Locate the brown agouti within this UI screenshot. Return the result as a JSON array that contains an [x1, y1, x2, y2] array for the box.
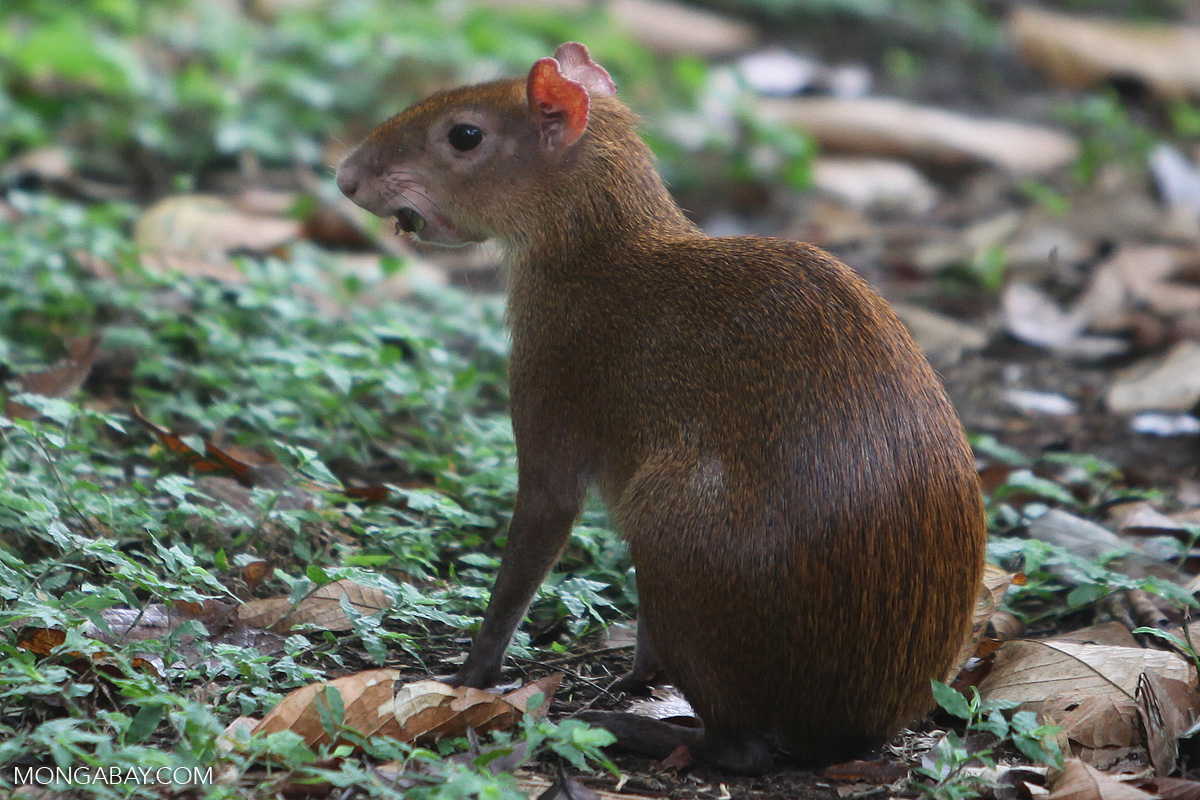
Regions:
[[337, 43, 986, 773]]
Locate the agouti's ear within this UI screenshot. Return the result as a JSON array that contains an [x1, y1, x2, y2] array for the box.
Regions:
[[552, 43, 617, 97], [527, 42, 615, 154]]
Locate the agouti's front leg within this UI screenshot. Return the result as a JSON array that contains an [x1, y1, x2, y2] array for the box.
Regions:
[[450, 454, 589, 688]]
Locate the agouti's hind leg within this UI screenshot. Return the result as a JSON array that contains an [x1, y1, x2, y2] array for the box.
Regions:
[[694, 729, 774, 775], [610, 619, 661, 694], [573, 712, 774, 775]]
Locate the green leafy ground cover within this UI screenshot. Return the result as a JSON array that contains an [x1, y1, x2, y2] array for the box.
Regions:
[[0, 193, 632, 796]]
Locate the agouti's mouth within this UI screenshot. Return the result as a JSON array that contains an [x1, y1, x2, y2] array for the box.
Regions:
[[394, 207, 426, 235]]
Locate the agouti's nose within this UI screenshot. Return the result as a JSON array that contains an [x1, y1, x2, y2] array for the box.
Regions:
[[336, 165, 360, 200]]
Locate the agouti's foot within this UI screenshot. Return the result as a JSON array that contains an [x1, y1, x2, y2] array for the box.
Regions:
[[695, 732, 774, 775], [574, 712, 774, 775], [445, 663, 503, 689], [610, 668, 659, 695], [574, 710, 702, 760]]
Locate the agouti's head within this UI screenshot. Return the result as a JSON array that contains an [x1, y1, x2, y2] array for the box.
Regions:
[[336, 42, 619, 247]]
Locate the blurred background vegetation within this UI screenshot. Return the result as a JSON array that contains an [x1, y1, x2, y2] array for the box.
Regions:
[[1, 0, 801, 197], [3, 0, 1195, 199]]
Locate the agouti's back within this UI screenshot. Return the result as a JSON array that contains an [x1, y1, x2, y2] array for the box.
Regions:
[[337, 42, 986, 770]]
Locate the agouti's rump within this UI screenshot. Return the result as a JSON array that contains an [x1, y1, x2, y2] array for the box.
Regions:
[[579, 236, 983, 764]]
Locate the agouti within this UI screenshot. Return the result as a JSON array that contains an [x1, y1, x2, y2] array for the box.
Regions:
[[337, 43, 986, 773]]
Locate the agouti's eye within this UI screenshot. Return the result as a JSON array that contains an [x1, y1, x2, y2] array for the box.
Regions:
[[448, 123, 484, 151]]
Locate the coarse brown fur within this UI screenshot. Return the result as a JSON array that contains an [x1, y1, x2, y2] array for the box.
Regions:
[[337, 44, 987, 772]]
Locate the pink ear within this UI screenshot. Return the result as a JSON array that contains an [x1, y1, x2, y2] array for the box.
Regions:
[[552, 42, 617, 96], [527, 57, 592, 151], [527, 43, 616, 152]]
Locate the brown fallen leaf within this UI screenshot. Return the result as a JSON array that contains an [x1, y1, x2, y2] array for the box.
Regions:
[[92, 600, 237, 644], [891, 302, 989, 366], [238, 579, 391, 633], [608, 0, 756, 56], [991, 612, 1026, 643], [1040, 691, 1141, 750], [341, 484, 391, 504], [1112, 502, 1189, 538], [86, 601, 284, 666], [1047, 759, 1157, 800], [1055, 622, 1141, 649], [132, 408, 387, 504], [477, 0, 756, 56], [202, 441, 291, 489], [255, 668, 402, 747], [218, 716, 262, 755], [242, 560, 274, 591], [131, 407, 233, 477], [16, 605, 266, 679], [5, 335, 102, 419], [1098, 247, 1200, 320], [132, 408, 296, 489], [1074, 746, 1145, 773], [17, 627, 67, 657], [657, 744, 693, 771], [1011, 6, 1200, 99], [1001, 283, 1127, 360], [979, 639, 1194, 710], [254, 673, 561, 751], [810, 157, 939, 216], [997, 768, 1052, 800], [392, 674, 561, 744], [760, 96, 1078, 175], [1137, 670, 1200, 776], [2, 146, 75, 188], [948, 563, 1021, 680], [136, 194, 300, 258], [1123, 590, 1170, 633], [132, 194, 305, 286], [501, 675, 561, 718], [17, 641, 165, 682], [1108, 341, 1200, 414], [1129, 777, 1200, 800], [1, 146, 128, 202]]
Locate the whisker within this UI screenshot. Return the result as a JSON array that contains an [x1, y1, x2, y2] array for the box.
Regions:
[[372, 172, 453, 221], [405, 186, 448, 217]]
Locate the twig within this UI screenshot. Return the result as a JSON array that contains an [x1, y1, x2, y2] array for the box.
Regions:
[[525, 645, 635, 668]]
